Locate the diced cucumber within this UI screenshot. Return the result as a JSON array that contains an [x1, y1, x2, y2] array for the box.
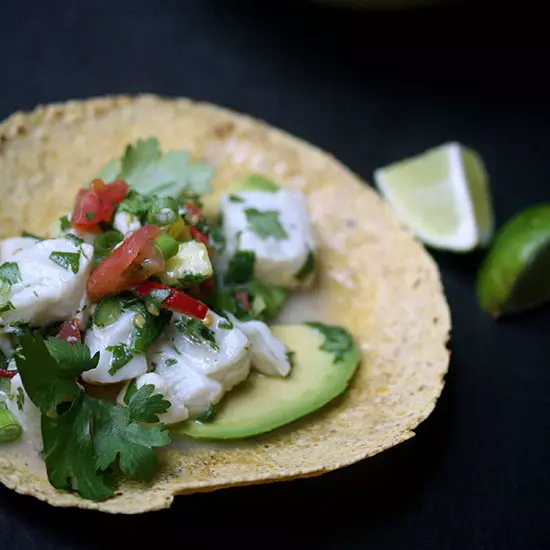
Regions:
[[160, 241, 213, 286]]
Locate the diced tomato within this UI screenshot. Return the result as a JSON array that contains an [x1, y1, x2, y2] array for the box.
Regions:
[[0, 369, 16, 379], [87, 225, 164, 302], [134, 281, 208, 320], [235, 290, 250, 312], [72, 179, 129, 232], [190, 226, 209, 249], [184, 200, 204, 222], [55, 319, 82, 346]]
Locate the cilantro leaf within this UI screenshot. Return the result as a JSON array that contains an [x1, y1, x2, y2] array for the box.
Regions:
[[196, 404, 216, 423], [41, 393, 117, 502], [126, 383, 171, 423], [96, 137, 213, 198], [130, 308, 171, 354], [175, 316, 219, 350], [295, 250, 316, 281], [0, 262, 21, 285], [15, 332, 99, 412], [305, 322, 354, 364], [92, 387, 170, 482], [45, 338, 100, 373], [0, 301, 15, 314], [106, 344, 134, 376], [49, 252, 80, 274], [117, 189, 152, 218], [59, 215, 72, 232], [225, 250, 255, 285], [244, 209, 288, 240]]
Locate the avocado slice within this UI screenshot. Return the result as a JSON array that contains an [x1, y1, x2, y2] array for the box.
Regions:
[[170, 323, 360, 440], [226, 174, 280, 194]]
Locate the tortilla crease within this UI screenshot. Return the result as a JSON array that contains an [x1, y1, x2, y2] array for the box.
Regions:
[[0, 94, 451, 514]]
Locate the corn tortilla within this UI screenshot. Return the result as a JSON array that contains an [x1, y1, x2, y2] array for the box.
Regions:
[[0, 94, 451, 513]]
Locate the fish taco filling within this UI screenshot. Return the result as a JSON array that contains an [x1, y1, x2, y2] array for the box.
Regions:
[[0, 138, 359, 502]]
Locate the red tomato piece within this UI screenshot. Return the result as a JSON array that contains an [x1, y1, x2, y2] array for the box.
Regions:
[[55, 319, 82, 346], [235, 290, 250, 312], [190, 226, 210, 249], [184, 200, 204, 223], [72, 179, 129, 232], [87, 225, 164, 302], [134, 281, 208, 320]]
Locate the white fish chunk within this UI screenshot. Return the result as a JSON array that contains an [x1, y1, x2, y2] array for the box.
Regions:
[[0, 237, 94, 328], [158, 311, 251, 390], [0, 237, 40, 263], [82, 310, 148, 384], [113, 211, 141, 236], [226, 314, 291, 377], [219, 189, 316, 288]]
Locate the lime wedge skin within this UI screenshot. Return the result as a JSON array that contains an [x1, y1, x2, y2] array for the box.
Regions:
[[476, 204, 550, 317]]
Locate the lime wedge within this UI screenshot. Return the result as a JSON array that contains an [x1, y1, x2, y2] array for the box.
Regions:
[[373, 142, 494, 251], [476, 204, 550, 318]]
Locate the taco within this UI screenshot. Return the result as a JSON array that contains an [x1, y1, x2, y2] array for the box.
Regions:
[[0, 95, 450, 513]]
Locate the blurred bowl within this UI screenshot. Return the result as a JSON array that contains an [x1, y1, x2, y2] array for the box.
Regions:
[[310, 0, 450, 9]]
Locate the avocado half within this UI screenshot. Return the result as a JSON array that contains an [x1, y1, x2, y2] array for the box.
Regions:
[[170, 324, 360, 440]]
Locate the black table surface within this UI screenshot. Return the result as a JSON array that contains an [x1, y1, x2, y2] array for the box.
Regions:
[[1, 1, 549, 549]]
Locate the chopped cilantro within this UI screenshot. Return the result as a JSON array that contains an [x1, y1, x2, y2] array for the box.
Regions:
[[296, 251, 316, 281], [85, 212, 95, 221], [225, 250, 255, 285], [218, 319, 233, 330], [96, 138, 213, 198], [49, 252, 80, 274], [244, 208, 288, 240], [106, 344, 134, 375], [285, 348, 296, 368], [0, 262, 21, 285], [0, 301, 15, 314], [196, 404, 216, 423], [249, 282, 288, 321], [305, 322, 354, 364], [21, 231, 44, 241], [59, 215, 71, 232], [130, 308, 171, 354], [117, 189, 152, 219], [209, 225, 226, 254], [174, 317, 219, 350], [64, 234, 84, 247], [16, 387, 25, 411], [229, 194, 244, 203], [165, 358, 177, 367]]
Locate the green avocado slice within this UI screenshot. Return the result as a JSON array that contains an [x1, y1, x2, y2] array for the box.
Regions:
[[170, 323, 360, 441], [226, 174, 280, 194]]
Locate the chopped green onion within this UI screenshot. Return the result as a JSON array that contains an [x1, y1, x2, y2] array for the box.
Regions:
[[147, 196, 179, 226], [0, 403, 22, 444], [94, 230, 124, 262], [154, 235, 179, 260], [94, 298, 122, 327]]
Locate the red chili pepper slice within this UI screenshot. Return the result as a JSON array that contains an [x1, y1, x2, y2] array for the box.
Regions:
[[0, 369, 16, 379], [134, 281, 208, 320], [235, 290, 250, 312]]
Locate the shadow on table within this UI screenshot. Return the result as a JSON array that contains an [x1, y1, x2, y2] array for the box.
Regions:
[[1, 357, 455, 549]]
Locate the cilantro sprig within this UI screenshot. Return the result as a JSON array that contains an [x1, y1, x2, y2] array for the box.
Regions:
[[96, 137, 214, 198], [15, 331, 171, 502]]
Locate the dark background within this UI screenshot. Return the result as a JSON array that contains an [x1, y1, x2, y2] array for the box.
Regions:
[[1, 1, 549, 548]]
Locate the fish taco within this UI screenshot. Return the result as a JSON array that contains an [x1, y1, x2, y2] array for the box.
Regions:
[[0, 95, 450, 513]]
